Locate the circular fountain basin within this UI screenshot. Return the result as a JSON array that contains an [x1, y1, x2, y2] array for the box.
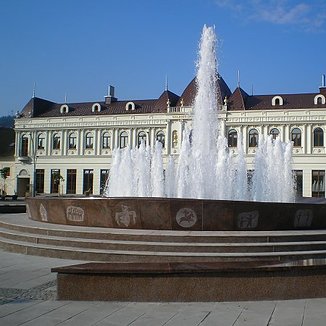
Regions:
[[26, 196, 326, 231]]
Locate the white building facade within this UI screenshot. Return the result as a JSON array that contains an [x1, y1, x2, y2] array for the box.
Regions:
[[13, 76, 326, 199]]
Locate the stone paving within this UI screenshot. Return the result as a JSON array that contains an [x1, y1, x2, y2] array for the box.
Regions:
[[1, 209, 326, 326]]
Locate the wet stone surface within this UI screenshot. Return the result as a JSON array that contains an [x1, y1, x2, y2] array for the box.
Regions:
[[0, 280, 56, 304]]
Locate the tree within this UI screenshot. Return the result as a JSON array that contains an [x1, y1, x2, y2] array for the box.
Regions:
[[0, 167, 10, 197]]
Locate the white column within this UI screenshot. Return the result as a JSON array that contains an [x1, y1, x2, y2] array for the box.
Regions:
[[303, 169, 312, 197], [132, 128, 137, 148], [79, 129, 85, 155], [166, 121, 171, 155], [93, 168, 100, 195], [62, 130, 67, 155], [150, 128, 155, 148], [114, 129, 119, 149], [76, 168, 84, 195], [242, 126, 248, 154], [306, 124, 312, 154], [284, 125, 290, 142]]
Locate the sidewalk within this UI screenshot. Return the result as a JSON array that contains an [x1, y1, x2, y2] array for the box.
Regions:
[[0, 250, 326, 325]]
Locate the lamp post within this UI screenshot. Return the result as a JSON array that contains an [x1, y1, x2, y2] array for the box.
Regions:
[[29, 132, 37, 197]]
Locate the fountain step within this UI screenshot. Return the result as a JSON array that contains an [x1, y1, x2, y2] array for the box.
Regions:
[[1, 214, 326, 262], [2, 236, 326, 262], [2, 214, 326, 244], [1, 228, 326, 254]]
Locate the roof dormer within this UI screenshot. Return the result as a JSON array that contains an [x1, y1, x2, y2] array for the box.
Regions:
[[125, 102, 135, 111], [92, 103, 102, 113], [314, 94, 326, 105], [272, 96, 284, 106], [60, 104, 69, 114]]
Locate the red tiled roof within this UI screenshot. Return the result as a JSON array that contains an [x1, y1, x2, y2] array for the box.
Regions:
[[18, 77, 326, 118], [177, 75, 231, 107]]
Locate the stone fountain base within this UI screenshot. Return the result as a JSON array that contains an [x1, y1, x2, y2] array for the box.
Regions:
[[26, 196, 326, 231], [24, 196, 326, 301], [52, 260, 326, 301]]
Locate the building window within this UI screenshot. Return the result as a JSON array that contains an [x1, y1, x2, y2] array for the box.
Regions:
[[138, 131, 147, 147], [119, 131, 128, 149], [172, 130, 178, 148], [102, 132, 111, 149], [291, 128, 301, 147], [35, 169, 44, 194], [228, 129, 237, 147], [60, 104, 69, 114], [68, 133, 77, 149], [52, 133, 61, 150], [314, 94, 326, 105], [100, 169, 110, 194], [66, 169, 77, 194], [270, 128, 280, 140], [272, 96, 284, 106], [83, 169, 93, 194], [21, 135, 29, 156], [247, 170, 254, 193], [312, 170, 325, 197], [92, 103, 101, 113], [125, 102, 135, 111], [313, 127, 324, 147], [51, 169, 61, 193], [249, 129, 258, 147], [293, 170, 303, 197], [156, 131, 165, 147], [37, 134, 45, 150], [85, 132, 94, 149]]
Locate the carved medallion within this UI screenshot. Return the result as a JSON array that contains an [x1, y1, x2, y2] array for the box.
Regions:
[[66, 206, 85, 222], [294, 209, 313, 228], [237, 210, 259, 229], [176, 208, 197, 228], [115, 205, 137, 227]]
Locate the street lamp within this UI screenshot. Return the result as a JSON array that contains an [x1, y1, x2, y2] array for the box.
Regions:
[[29, 131, 37, 197]]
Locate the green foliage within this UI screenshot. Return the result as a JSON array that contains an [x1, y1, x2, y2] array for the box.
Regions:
[[0, 167, 10, 180], [0, 115, 14, 128]]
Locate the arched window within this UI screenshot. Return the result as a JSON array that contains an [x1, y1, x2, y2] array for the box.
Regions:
[[156, 131, 165, 147], [270, 128, 280, 140], [85, 132, 94, 149], [313, 127, 324, 147], [228, 129, 237, 147], [21, 135, 29, 156], [125, 102, 135, 111], [272, 96, 284, 106], [102, 132, 111, 149], [138, 131, 147, 146], [60, 104, 69, 114], [119, 131, 128, 149], [291, 128, 301, 147], [172, 130, 178, 148], [52, 133, 61, 150], [249, 129, 258, 147], [92, 103, 101, 113], [68, 132, 77, 149], [314, 94, 326, 105], [37, 133, 45, 150]]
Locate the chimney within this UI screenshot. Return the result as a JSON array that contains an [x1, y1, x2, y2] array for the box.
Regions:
[[105, 85, 117, 104], [319, 74, 326, 95]]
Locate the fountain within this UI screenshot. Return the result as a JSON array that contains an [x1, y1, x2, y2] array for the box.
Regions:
[[26, 25, 325, 231], [104, 25, 295, 203], [24, 25, 326, 302]]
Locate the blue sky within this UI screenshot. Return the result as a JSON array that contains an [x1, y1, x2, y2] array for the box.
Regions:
[[0, 0, 326, 116]]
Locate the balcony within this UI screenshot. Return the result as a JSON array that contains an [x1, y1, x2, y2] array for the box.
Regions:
[[168, 106, 192, 114], [17, 156, 31, 163]]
